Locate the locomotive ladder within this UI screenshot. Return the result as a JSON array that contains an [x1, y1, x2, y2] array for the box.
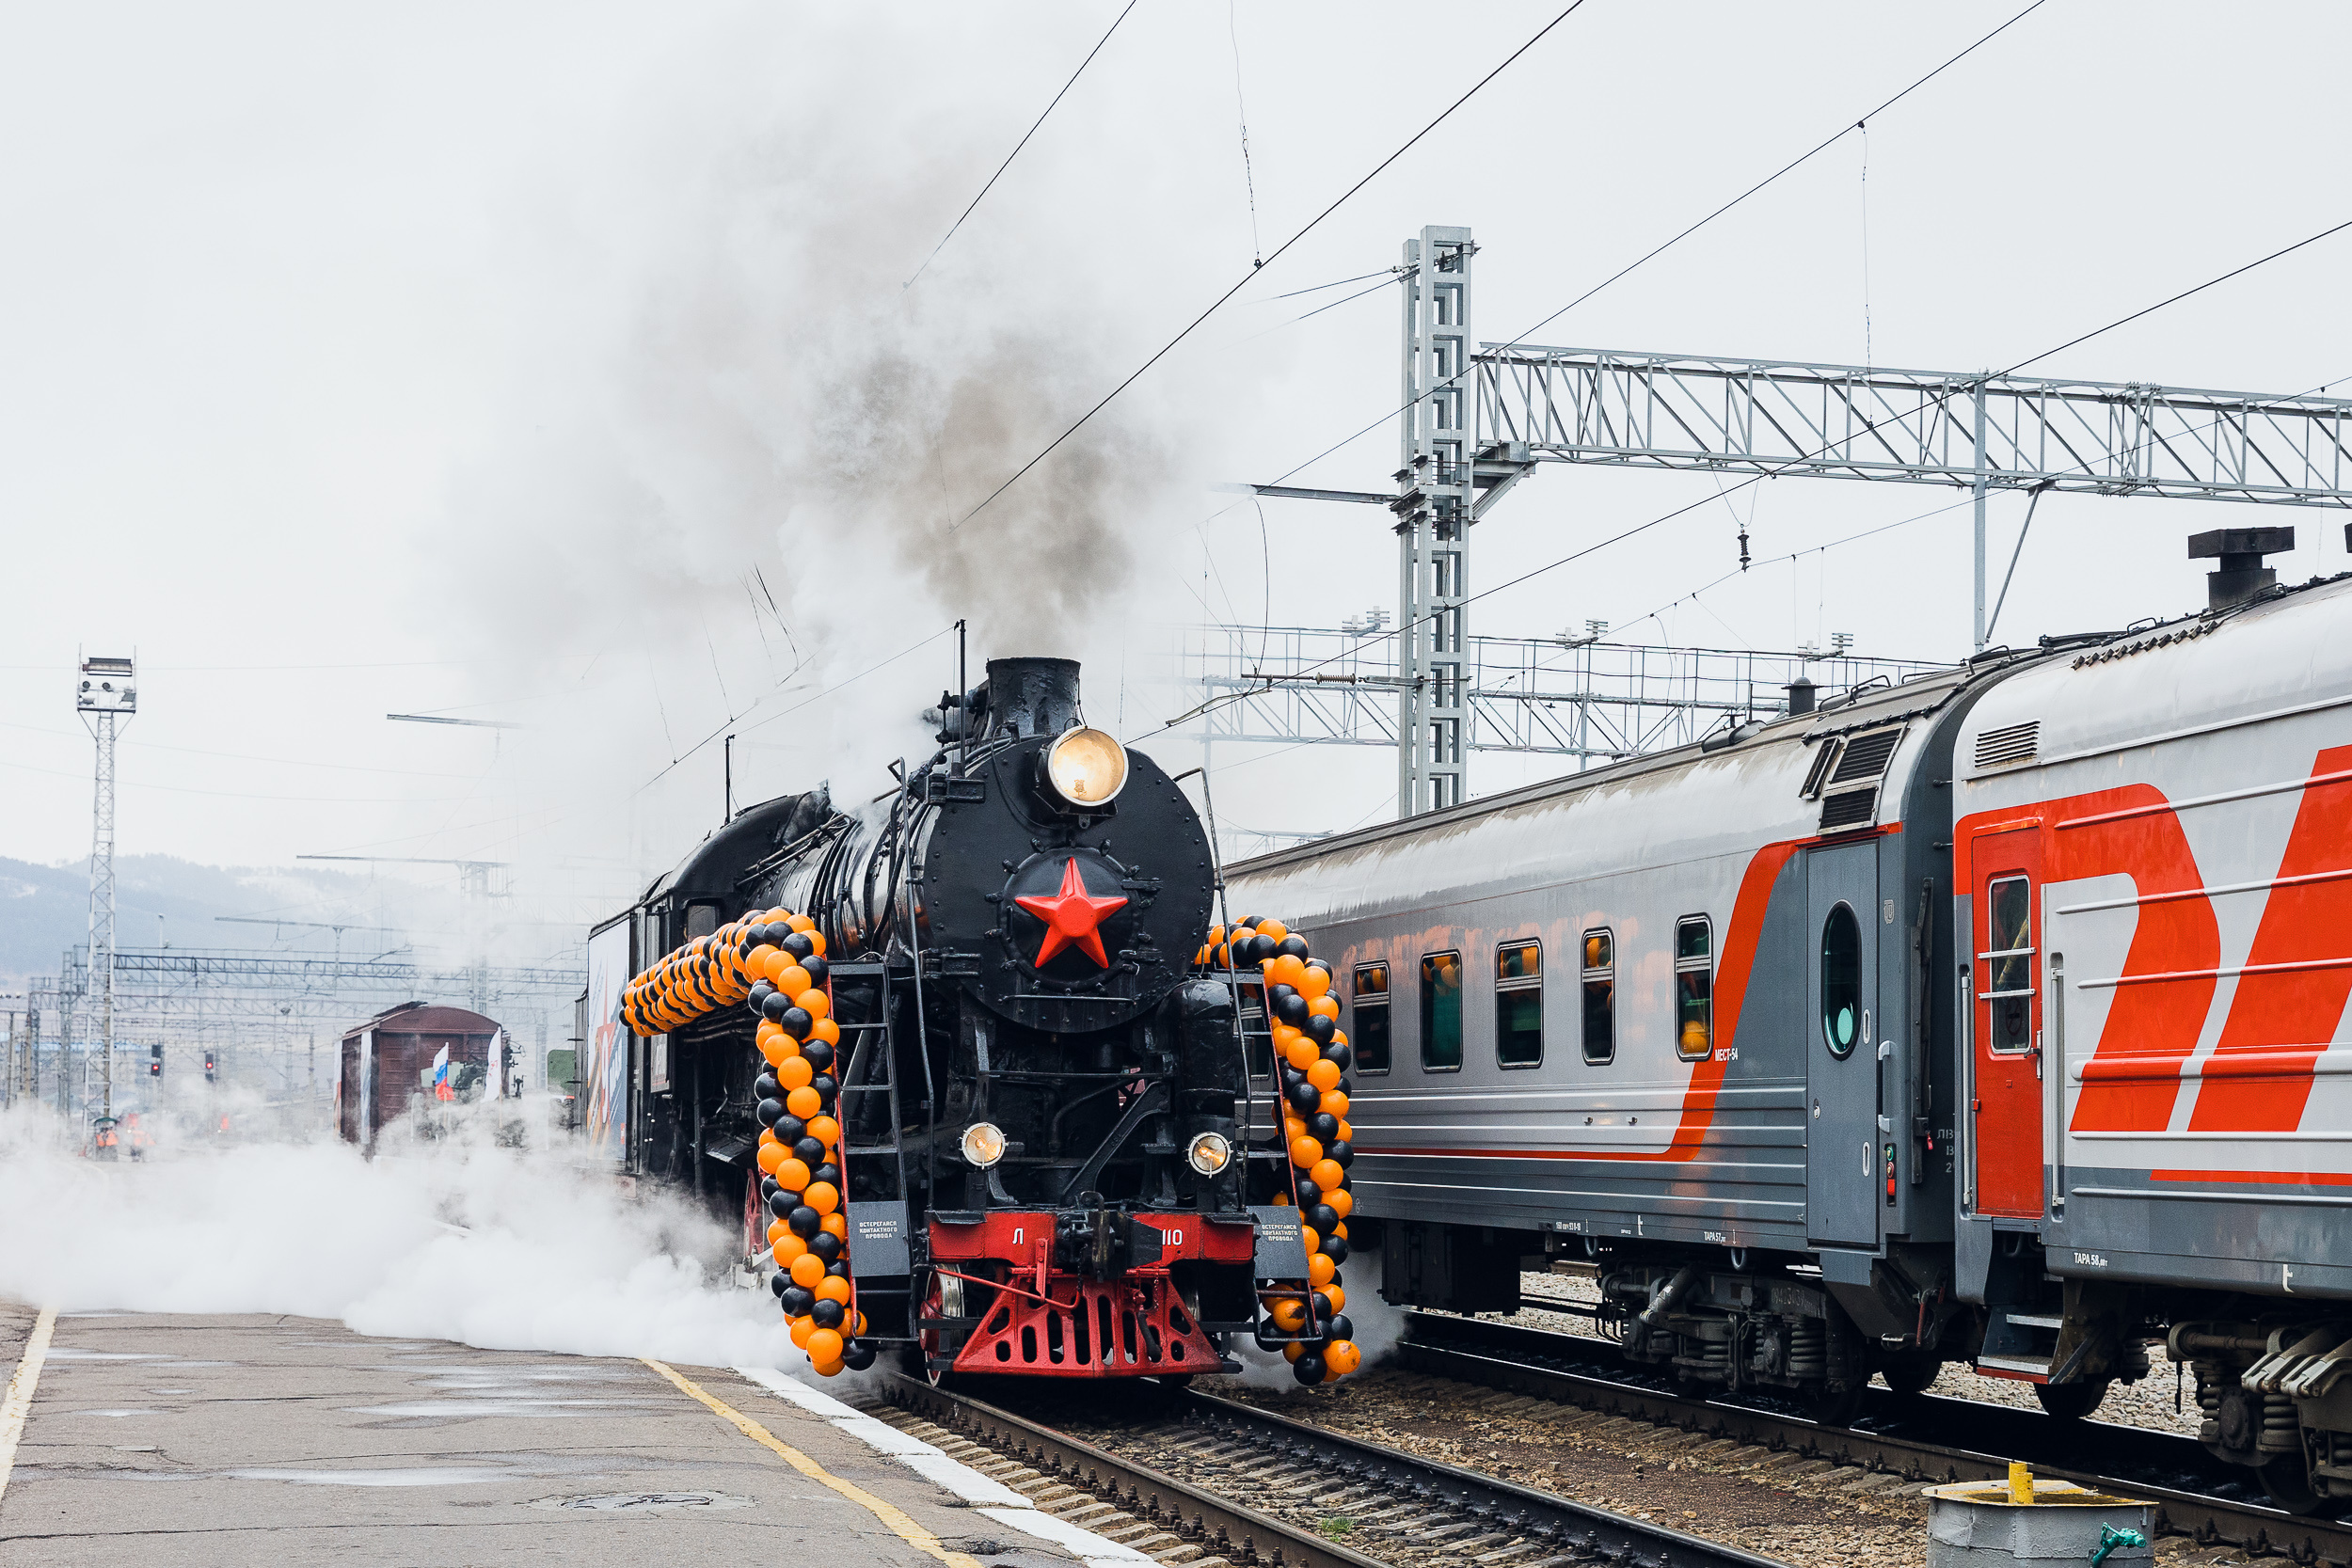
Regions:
[[830, 958, 915, 1342]]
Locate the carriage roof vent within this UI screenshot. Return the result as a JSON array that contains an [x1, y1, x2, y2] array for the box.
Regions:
[[1974, 720, 2040, 771], [1808, 724, 1903, 832]]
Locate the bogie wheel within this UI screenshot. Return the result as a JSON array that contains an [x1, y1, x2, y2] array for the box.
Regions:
[[2033, 1379, 2110, 1420], [2258, 1454, 2338, 1517], [1878, 1357, 1939, 1397], [1807, 1384, 1866, 1428]]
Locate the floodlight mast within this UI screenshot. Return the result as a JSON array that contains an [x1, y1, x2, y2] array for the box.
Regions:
[[77, 653, 135, 1126]]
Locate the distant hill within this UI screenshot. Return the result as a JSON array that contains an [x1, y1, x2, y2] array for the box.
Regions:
[[0, 855, 452, 992]]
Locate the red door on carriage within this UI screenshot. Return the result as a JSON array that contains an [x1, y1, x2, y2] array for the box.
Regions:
[[1971, 826, 2046, 1218]]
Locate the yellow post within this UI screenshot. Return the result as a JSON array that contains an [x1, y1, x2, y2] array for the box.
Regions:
[[2008, 1461, 2034, 1505]]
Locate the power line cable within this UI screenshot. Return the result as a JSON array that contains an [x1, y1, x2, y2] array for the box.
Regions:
[[950, 1, 1594, 531], [1265, 0, 2051, 487], [904, 0, 1140, 291], [1228, 0, 1263, 267]]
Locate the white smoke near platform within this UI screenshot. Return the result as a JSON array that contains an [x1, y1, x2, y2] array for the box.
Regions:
[[0, 1102, 792, 1370], [1221, 1243, 1406, 1395]]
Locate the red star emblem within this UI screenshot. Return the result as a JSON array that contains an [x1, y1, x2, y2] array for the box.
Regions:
[[1013, 857, 1129, 968]]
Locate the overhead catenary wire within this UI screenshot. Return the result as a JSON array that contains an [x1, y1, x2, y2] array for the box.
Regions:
[[1263, 0, 2053, 489], [903, 0, 1140, 291], [1152, 215, 2352, 737], [950, 1, 1595, 531]]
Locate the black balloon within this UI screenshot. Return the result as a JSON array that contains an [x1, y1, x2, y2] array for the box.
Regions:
[[1295, 1179, 1322, 1207], [1304, 1015, 1336, 1045], [774, 1115, 807, 1146], [813, 1163, 839, 1185], [810, 1298, 846, 1329], [769, 1191, 799, 1219], [1312, 1291, 1336, 1322], [811, 1074, 837, 1099], [756, 1098, 784, 1128], [1254, 1319, 1289, 1350], [1323, 1042, 1352, 1071], [761, 1176, 781, 1201], [824, 1259, 848, 1277], [755, 1073, 783, 1101], [782, 932, 815, 959], [1309, 1113, 1339, 1141], [770, 1272, 788, 1298], [750, 981, 775, 1007], [1323, 1235, 1350, 1264], [1279, 1066, 1306, 1091], [1275, 993, 1310, 1027], [843, 1340, 878, 1371], [802, 954, 830, 987], [808, 1230, 842, 1262], [1327, 1140, 1354, 1167], [781, 1285, 815, 1314], [1278, 934, 1311, 958], [1237, 914, 1263, 930], [794, 1136, 826, 1165], [802, 1039, 834, 1072], [787, 1206, 821, 1238], [1287, 1082, 1320, 1114], [1294, 1353, 1326, 1385], [780, 1006, 813, 1036], [1308, 1203, 1339, 1232], [1327, 1313, 1355, 1342], [760, 992, 791, 1022]]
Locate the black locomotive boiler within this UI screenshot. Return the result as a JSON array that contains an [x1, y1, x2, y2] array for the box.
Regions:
[[598, 657, 1311, 1378]]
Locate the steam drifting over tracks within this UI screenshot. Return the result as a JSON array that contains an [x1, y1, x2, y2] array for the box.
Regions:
[[1402, 1313, 2352, 1568], [872, 1370, 1787, 1568]]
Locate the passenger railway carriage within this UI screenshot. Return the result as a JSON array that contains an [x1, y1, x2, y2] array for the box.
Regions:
[[1229, 529, 2352, 1512]]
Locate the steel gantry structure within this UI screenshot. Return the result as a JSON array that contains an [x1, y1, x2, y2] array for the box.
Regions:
[[1239, 227, 2352, 819]]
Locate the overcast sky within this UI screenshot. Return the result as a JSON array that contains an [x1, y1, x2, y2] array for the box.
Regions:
[[4, 1, 2347, 934]]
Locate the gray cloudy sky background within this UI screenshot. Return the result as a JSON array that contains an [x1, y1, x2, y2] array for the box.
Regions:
[[4, 1, 2347, 934]]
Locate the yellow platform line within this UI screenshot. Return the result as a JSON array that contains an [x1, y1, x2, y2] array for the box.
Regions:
[[645, 1358, 981, 1568], [0, 1307, 57, 1514]]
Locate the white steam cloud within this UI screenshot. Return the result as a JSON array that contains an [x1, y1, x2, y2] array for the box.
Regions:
[[0, 1104, 790, 1369]]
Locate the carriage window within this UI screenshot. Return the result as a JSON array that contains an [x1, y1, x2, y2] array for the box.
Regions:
[[1351, 963, 1391, 1074], [1675, 917, 1713, 1061], [1820, 903, 1861, 1057], [1421, 952, 1463, 1072], [1496, 941, 1542, 1068], [1980, 875, 2036, 1054], [1581, 928, 1614, 1066]]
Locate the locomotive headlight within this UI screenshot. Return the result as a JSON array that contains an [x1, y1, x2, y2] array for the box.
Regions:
[[1185, 1132, 1232, 1176], [1044, 726, 1129, 807], [961, 1121, 1008, 1168]]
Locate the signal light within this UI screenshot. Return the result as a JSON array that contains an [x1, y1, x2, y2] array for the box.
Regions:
[[204, 1052, 216, 1082], [149, 1044, 163, 1078]]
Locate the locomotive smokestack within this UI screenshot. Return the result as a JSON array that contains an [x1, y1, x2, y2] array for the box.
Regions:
[[1786, 676, 1817, 716], [2190, 526, 2295, 610], [982, 657, 1083, 739]]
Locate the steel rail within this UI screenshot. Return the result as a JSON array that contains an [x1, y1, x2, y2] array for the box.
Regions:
[[881, 1370, 1784, 1568], [1403, 1312, 2352, 1568]]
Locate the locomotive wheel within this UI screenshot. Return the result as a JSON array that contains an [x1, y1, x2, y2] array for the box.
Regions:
[[1878, 1356, 1938, 1398], [2033, 1379, 2110, 1420], [1806, 1384, 1866, 1428]]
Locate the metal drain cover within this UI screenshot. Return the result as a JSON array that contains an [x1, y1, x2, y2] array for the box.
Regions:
[[529, 1491, 753, 1513]]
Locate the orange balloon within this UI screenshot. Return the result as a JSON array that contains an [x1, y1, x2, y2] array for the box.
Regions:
[[852, 1313, 868, 1338], [1327, 1187, 1354, 1219], [1310, 1159, 1346, 1193], [1300, 968, 1332, 1002], [766, 1218, 789, 1246], [1320, 1091, 1350, 1119], [815, 1275, 851, 1305], [803, 931, 827, 958], [786, 1086, 822, 1120], [1335, 1118, 1353, 1142], [1309, 1253, 1336, 1287], [1283, 1117, 1307, 1144], [803, 1180, 840, 1215], [790, 1254, 828, 1289], [813, 1359, 846, 1378], [797, 989, 831, 1021], [778, 1055, 814, 1090], [771, 962, 811, 994], [774, 1232, 807, 1263], [1289, 1135, 1324, 1168], [1269, 955, 1309, 990], [1300, 1225, 1321, 1255], [786, 913, 815, 932], [1321, 1284, 1345, 1313], [805, 1116, 841, 1147], [777, 1158, 812, 1191], [1308, 994, 1341, 1020], [1270, 1190, 1291, 1207], [758, 1127, 780, 1149], [1270, 1298, 1307, 1332], [1325, 1340, 1361, 1376], [1332, 1221, 1348, 1240], [1272, 1023, 1303, 1053], [1306, 1058, 1342, 1092], [819, 1212, 848, 1240], [757, 1142, 787, 1175], [788, 1315, 816, 1349], [806, 1328, 843, 1365], [1331, 1029, 1348, 1047], [809, 1017, 841, 1047], [1283, 1038, 1320, 1071], [761, 1037, 798, 1069], [1259, 919, 1289, 942], [1283, 1339, 1306, 1363]]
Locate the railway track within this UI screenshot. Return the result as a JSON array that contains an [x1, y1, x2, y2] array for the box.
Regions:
[[870, 1370, 1788, 1568], [1404, 1311, 2351, 1566]]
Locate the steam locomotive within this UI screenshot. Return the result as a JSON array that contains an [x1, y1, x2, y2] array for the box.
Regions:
[[594, 657, 1318, 1378], [1228, 528, 2352, 1509]]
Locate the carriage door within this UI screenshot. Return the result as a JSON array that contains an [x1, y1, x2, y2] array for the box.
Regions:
[[1806, 841, 1882, 1247], [1970, 828, 2045, 1218]]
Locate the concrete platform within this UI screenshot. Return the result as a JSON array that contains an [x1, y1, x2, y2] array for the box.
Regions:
[[0, 1303, 1089, 1568]]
